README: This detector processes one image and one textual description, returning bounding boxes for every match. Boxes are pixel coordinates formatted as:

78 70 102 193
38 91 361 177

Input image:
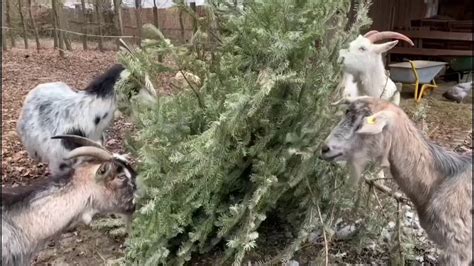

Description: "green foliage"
118 0 373 264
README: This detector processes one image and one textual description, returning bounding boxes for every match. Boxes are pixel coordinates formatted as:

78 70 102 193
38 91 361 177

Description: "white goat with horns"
338 30 414 105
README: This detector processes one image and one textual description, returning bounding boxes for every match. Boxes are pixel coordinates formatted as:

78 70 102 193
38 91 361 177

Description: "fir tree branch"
179 69 206 109
364 177 411 205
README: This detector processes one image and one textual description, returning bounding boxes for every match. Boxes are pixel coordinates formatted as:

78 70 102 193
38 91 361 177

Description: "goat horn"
66 146 113 161
330 98 351 106
363 30 379 37
367 31 414 46
330 96 372 106
51 135 106 150
118 38 134 54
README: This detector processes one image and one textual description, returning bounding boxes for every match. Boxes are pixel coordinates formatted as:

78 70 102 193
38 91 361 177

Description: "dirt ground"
2 47 472 265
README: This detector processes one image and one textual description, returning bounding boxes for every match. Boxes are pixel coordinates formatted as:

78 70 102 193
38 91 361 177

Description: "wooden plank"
398 30 472 41
390 47 472 56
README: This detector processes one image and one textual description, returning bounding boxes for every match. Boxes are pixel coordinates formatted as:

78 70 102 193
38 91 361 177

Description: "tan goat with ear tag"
321 97 472 265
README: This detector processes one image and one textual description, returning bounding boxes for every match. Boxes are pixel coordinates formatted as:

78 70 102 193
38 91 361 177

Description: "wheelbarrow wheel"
423 87 432 96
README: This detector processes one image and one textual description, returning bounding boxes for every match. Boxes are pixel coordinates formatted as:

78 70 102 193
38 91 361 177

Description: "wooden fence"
3 0 206 52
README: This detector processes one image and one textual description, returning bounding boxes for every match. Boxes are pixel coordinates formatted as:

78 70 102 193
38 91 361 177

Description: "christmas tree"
117 0 373 264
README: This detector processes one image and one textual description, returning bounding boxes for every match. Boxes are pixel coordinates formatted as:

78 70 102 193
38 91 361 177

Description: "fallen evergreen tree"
117 0 373 264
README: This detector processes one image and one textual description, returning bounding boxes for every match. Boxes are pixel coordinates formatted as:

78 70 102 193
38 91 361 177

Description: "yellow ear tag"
367 116 376 125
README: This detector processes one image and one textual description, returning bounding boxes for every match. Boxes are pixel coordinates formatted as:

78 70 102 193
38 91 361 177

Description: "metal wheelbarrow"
388 60 447 103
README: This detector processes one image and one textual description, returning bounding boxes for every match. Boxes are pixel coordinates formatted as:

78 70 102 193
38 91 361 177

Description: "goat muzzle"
366 31 414 46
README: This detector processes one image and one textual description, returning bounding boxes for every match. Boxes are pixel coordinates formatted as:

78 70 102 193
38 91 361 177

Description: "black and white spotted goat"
2 135 138 266
16 62 156 176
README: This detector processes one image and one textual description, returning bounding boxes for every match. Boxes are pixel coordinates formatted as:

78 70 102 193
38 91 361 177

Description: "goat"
2 135 138 266
321 96 472 265
338 30 414 105
16 64 156 176
442 81 472 103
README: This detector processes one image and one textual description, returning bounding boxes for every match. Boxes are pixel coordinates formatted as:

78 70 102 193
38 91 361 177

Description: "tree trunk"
60 6 72 51
27 0 40 51
152 0 158 27
52 0 64 56
2 0 8 50
113 0 123 49
6 0 16 48
51 0 58 48
178 9 185 43
134 0 142 47
81 0 88 50
94 0 104 52
18 0 29 49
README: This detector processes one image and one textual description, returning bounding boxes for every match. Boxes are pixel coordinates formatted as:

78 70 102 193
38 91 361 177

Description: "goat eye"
359 46 366 52
97 164 108 175
354 123 362 131
345 109 350 114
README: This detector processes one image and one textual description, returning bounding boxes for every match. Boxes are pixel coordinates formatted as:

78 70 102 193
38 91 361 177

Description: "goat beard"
347 142 392 186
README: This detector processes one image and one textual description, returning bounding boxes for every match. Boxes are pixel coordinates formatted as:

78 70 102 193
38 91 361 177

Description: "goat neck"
7 168 100 250
354 59 388 98
385 111 449 210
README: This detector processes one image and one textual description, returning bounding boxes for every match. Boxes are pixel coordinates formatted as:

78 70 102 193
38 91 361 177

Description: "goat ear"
374 40 398 54
356 110 395 135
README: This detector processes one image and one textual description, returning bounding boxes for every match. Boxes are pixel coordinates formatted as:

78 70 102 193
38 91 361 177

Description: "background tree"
113 0 124 48
152 0 159 28
52 0 64 56
2 0 7 50
27 0 40 51
117 0 373 265
51 0 59 48
17 0 28 49
5 0 16 48
94 0 104 51
60 2 72 50
81 0 88 50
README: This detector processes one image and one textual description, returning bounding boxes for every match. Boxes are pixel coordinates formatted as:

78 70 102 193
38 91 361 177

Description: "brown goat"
321 96 472 265
2 135 137 266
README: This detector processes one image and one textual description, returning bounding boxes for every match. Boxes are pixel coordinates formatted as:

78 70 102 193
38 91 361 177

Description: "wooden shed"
368 0 472 79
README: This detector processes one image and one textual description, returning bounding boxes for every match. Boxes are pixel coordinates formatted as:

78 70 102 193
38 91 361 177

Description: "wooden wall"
368 0 472 31
368 0 427 31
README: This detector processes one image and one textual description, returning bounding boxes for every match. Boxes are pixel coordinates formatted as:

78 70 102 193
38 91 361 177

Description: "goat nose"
321 144 330 154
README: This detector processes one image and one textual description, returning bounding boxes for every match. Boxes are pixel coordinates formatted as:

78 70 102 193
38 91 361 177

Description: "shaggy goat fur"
321 97 472 265
16 64 152 176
